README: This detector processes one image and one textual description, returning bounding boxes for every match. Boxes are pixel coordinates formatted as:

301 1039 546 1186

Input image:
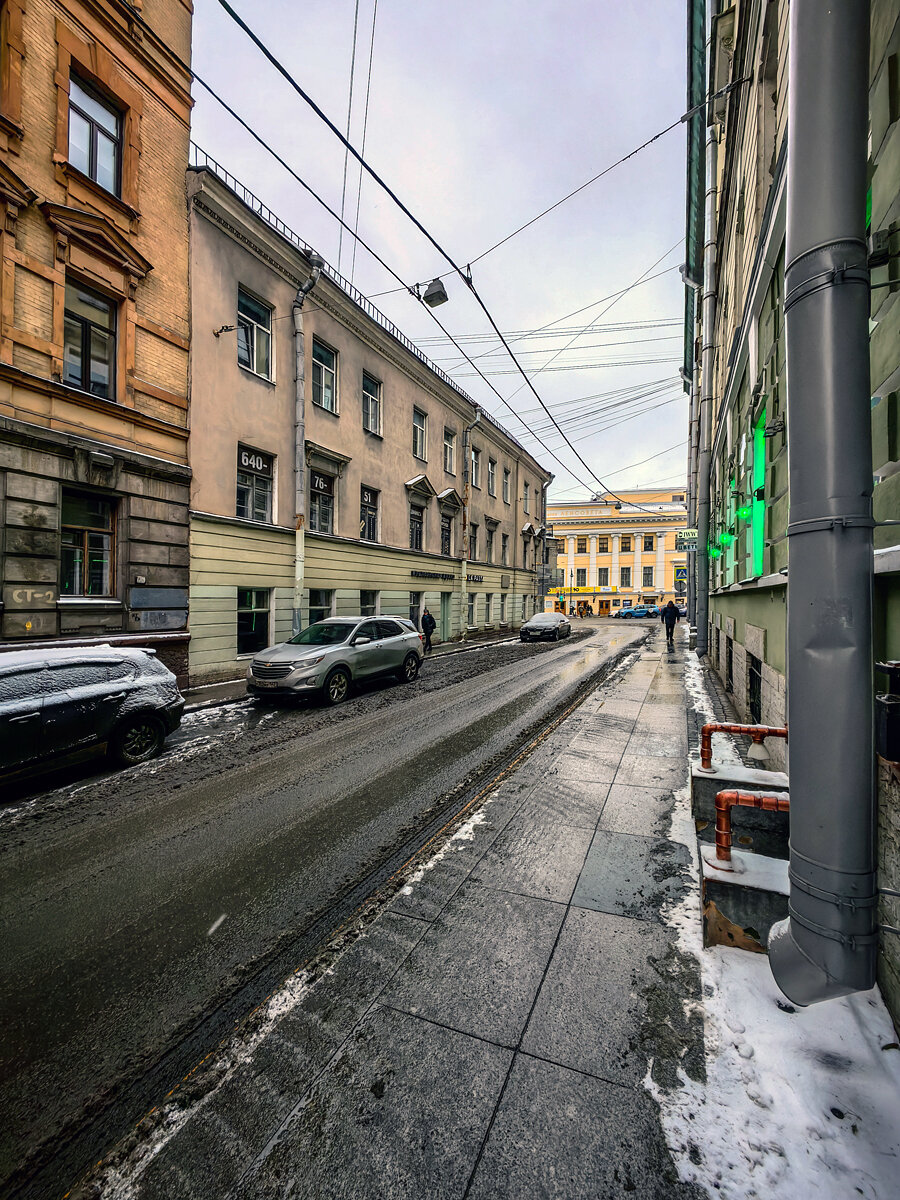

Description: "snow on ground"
684 652 743 768
647 720 900 1197
398 802 492 893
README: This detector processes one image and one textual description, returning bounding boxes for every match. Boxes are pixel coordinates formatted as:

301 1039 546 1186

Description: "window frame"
237 288 273 381
412 407 428 460
360 589 379 617
620 566 632 588
441 512 453 557
576 537 587 554
471 446 481 489
360 484 379 542
63 279 117 399
468 523 478 561
501 533 509 566
309 469 335 534
236 587 271 656
236 445 275 524
643 534 654 552
60 490 115 598
312 338 338 413
598 536 609 553
362 372 382 435
443 428 455 474
409 503 425 551
486 526 494 564
502 468 510 504
523 482 530 514
308 588 333 625
642 565 654 588
576 568 587 587
487 458 496 496
67 73 122 197
598 566 609 587
621 535 632 552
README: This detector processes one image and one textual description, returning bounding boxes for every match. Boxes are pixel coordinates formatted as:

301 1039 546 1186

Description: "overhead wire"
349 0 379 284
211 0 682 511
336 0 362 276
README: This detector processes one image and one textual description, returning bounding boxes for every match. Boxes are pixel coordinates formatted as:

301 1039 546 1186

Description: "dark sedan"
520 612 572 642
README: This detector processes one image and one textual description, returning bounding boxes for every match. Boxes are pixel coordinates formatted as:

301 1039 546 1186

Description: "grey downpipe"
687 290 701 626
768 0 876 1005
459 409 480 641
292 253 324 635
695 0 718 657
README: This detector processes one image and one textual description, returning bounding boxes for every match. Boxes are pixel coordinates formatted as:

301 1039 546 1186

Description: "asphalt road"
0 623 645 1199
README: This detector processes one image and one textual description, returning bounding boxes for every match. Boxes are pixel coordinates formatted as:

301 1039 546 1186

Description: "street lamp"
570 569 574 615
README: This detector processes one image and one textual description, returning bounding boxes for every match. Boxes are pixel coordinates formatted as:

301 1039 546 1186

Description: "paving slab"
549 750 621 785
572 829 692 924
466 1053 704 1200
383 880 566 1045
521 907 696 1087
240 1005 512 1200
472 815 596 903
625 727 689 759
517 778 611 830
597 782 678 839
613 751 687 790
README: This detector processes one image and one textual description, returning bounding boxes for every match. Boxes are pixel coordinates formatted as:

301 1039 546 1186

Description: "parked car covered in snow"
0 646 184 773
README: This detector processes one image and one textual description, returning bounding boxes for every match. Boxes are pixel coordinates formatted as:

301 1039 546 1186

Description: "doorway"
440 592 452 640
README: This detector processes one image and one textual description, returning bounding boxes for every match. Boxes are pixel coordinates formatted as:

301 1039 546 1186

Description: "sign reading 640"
238 445 273 476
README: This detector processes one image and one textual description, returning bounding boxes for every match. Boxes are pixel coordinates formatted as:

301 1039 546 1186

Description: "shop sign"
675 528 698 552
466 574 484 583
411 570 455 581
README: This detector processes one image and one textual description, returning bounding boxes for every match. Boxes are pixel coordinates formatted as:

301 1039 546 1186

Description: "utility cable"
350 0 378 284
337 0 363 275
211 0 678 510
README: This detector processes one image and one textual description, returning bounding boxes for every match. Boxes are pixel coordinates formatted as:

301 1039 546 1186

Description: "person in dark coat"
421 607 436 653
661 599 679 647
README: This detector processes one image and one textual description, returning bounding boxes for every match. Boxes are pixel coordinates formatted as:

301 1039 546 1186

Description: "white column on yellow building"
567 536 576 592
588 535 597 589
634 532 643 593
611 533 620 589
656 531 667 596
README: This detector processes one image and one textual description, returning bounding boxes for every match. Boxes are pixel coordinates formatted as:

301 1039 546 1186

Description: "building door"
440 592 451 639
597 598 610 614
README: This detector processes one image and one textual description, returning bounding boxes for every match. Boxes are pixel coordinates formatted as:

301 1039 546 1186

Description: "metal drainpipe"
695 0 718 658
768 0 876 1005
291 254 324 635
687 283 702 626
459 410 480 641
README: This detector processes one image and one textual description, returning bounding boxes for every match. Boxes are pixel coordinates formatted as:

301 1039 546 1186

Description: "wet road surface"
0 624 644 1199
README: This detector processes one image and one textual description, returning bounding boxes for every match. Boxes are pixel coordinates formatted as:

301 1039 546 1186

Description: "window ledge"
312 402 339 417
238 364 275 386
58 597 122 607
61 162 141 225
364 429 383 440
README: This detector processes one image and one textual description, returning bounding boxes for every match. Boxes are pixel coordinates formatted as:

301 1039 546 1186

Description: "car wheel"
397 653 420 683
324 667 351 705
553 628 560 641
110 715 164 766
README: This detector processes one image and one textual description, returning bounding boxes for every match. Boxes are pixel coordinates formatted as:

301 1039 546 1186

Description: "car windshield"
288 623 353 646
530 615 558 625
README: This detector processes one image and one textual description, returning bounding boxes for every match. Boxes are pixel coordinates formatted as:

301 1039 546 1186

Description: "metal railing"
188 143 530 457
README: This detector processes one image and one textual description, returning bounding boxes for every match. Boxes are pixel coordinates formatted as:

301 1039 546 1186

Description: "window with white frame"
312 339 337 412
412 408 427 459
500 593 507 623
598 536 609 552
643 534 654 552
598 566 609 586
621 535 632 552
620 566 631 588
502 467 510 503
360 485 379 542
643 566 654 588
308 588 332 624
309 470 335 534
68 75 121 195
360 589 378 617
236 445 274 523
471 446 481 488
488 458 496 496
485 593 493 623
237 289 272 379
443 428 455 473
362 372 382 434
501 533 509 565
576 568 586 587
576 537 587 553
237 588 270 654
523 482 530 513
468 593 476 626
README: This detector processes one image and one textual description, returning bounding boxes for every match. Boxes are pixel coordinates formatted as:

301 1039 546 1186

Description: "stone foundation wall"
877 759 900 1034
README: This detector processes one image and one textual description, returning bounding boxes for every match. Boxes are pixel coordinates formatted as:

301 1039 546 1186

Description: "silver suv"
247 616 424 704
0 646 184 773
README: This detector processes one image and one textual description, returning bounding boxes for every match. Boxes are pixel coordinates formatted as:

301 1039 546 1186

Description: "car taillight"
418 634 424 643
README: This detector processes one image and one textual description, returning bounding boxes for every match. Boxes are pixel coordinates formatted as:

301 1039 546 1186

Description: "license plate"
254 677 281 688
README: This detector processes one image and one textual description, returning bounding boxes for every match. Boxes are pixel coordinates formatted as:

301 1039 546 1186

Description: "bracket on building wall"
213 325 236 337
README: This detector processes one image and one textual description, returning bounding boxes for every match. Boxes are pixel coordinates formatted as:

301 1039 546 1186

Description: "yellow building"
547 489 688 614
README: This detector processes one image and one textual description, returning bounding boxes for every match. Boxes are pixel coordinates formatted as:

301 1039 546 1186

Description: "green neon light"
737 505 751 520
752 409 766 576
709 546 721 559
719 531 733 546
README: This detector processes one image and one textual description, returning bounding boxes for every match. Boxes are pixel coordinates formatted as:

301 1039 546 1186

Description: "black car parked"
519 612 572 642
0 646 184 774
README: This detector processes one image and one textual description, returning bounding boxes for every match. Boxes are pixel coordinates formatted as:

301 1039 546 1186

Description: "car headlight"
295 655 325 668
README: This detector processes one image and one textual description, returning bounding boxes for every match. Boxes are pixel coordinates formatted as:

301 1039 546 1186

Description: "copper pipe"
699 722 788 770
714 789 791 861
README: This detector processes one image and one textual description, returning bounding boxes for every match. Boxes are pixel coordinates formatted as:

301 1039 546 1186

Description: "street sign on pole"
675 528 698 552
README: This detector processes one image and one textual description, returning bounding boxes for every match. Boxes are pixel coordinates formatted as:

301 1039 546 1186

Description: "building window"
237 289 272 379
643 566 654 588
672 493 685 502
485 593 493 623
621 535 632 552
469 523 478 560
308 588 332 625
748 653 762 724
576 537 587 553
412 408 427 459
362 372 382 434
468 592 476 626
443 428 455 473
501 533 509 565
237 588 270 655
309 470 335 534
68 75 121 195
360 485 379 542
471 446 481 488
576 568 586 587
500 593 507 623
503 468 510 504
63 282 116 398
410 504 424 551
598 567 609 587
236 446 274 523
360 589 378 617
61 491 114 596
312 339 337 412
523 482 530 513
409 592 422 627
643 535 654 552
620 566 631 588
612 597 620 607
441 513 453 556
486 527 494 563
598 536 608 552
488 458 497 496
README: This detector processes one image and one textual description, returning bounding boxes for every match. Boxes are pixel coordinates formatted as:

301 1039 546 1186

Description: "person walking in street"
661 599 679 647
421 606 436 653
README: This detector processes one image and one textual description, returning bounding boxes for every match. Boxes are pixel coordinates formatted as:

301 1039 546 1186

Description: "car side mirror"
353 636 371 645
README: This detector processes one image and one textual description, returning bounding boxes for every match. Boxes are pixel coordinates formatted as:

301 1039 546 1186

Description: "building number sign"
313 473 334 495
362 488 375 505
238 446 273 477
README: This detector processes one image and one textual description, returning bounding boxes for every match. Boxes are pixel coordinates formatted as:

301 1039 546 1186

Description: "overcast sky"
191 0 688 501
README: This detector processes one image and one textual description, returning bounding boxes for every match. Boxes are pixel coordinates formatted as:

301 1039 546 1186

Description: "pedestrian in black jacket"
661 600 679 647
421 607 436 653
